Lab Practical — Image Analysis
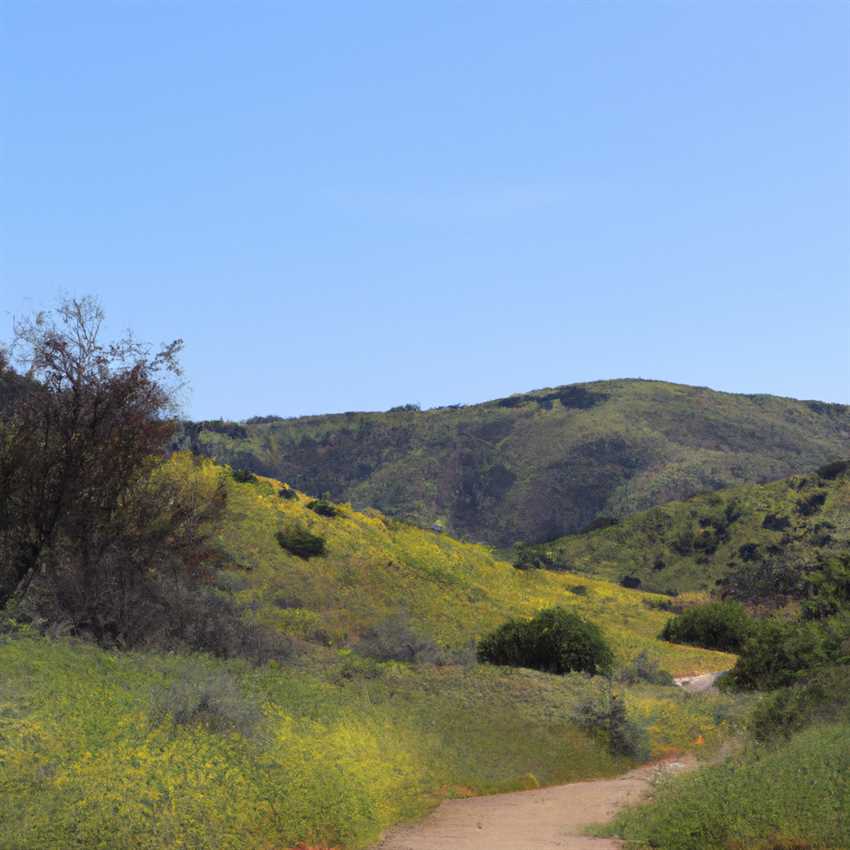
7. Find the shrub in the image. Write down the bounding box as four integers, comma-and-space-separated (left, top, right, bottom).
800, 555, 850, 620
723, 614, 850, 691
572, 685, 650, 759
307, 498, 339, 518
150, 669, 263, 737
214, 571, 250, 594
584, 516, 619, 532
660, 601, 752, 652
763, 513, 790, 531
617, 651, 674, 686
232, 468, 258, 484
355, 613, 444, 664
477, 607, 613, 676
671, 528, 695, 555
749, 665, 850, 743
512, 542, 554, 570
796, 491, 827, 517
276, 524, 326, 559
817, 459, 849, 480
158, 588, 295, 665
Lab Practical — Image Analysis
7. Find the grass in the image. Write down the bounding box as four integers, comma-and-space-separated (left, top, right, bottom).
212, 457, 734, 676
599, 721, 850, 850
530, 466, 850, 596
178, 378, 850, 547
0, 457, 747, 849
0, 635, 743, 850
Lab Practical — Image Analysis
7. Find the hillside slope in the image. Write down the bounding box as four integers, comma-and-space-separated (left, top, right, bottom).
211, 456, 731, 675
177, 379, 850, 547
2, 457, 741, 850
527, 462, 850, 598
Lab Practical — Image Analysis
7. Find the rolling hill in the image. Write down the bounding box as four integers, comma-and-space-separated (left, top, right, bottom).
176, 379, 850, 547
1, 456, 740, 850
525, 461, 850, 599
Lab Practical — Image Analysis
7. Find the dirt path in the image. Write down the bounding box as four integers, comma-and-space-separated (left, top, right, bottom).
673, 671, 722, 693
373, 673, 721, 850
373, 757, 693, 850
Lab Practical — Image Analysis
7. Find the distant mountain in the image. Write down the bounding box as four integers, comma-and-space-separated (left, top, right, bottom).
176, 379, 850, 547
523, 460, 849, 601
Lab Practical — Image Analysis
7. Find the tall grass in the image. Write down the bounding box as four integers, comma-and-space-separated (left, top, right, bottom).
601, 722, 850, 850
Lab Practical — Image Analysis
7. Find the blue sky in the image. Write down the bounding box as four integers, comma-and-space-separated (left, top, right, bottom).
2, 1, 848, 419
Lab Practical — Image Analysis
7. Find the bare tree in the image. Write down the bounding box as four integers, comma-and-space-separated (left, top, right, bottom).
0, 297, 225, 640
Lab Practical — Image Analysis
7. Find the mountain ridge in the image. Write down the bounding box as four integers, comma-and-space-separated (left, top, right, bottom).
176, 378, 850, 547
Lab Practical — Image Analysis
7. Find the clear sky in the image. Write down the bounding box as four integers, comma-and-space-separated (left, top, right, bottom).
2, 2, 848, 419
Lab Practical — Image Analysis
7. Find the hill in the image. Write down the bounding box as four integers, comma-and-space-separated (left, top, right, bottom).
525, 461, 850, 600
176, 379, 850, 547
1, 457, 740, 850
211, 455, 730, 673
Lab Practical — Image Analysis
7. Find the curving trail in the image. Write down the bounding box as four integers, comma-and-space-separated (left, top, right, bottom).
373, 674, 720, 850
373, 757, 694, 850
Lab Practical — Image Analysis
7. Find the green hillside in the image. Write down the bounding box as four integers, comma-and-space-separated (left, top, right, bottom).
176, 379, 850, 547
209, 455, 731, 674
527, 461, 850, 599
0, 456, 741, 850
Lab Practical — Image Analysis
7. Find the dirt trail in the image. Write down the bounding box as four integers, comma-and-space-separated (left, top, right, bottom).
374, 757, 694, 850
373, 674, 720, 850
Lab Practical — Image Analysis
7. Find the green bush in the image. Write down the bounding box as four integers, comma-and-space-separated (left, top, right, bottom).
275, 524, 326, 559
477, 607, 613, 676
723, 614, 850, 691
796, 491, 827, 517
306, 498, 339, 518
749, 665, 850, 743
660, 601, 752, 652
817, 459, 849, 480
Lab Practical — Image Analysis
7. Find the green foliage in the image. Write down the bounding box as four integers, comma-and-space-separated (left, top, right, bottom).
533, 468, 850, 603
817, 458, 850, 479
795, 490, 827, 516
215, 467, 734, 676
722, 614, 850, 691
800, 554, 850, 619
180, 378, 850, 548
232, 467, 258, 483
749, 665, 850, 743
661, 602, 753, 652
572, 684, 650, 760
603, 722, 850, 850
478, 607, 614, 676
275, 523, 326, 559
307, 497, 339, 517
4, 636, 733, 850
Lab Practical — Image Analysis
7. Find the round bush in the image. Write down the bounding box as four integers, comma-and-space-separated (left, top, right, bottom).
477, 607, 613, 676
660, 601, 753, 652
276, 524, 326, 559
